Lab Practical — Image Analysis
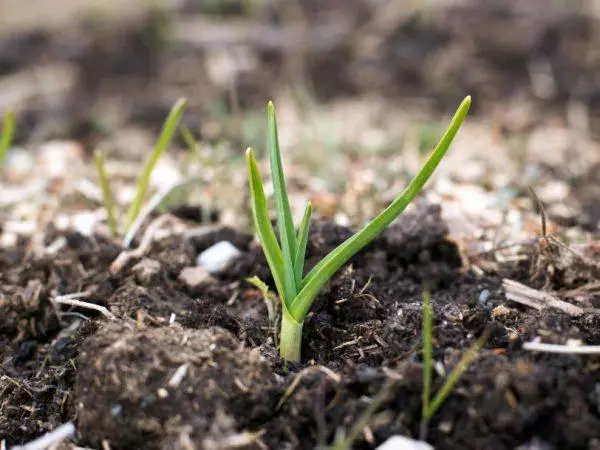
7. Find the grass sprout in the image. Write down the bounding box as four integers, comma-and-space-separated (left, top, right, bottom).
246, 96, 471, 361
420, 292, 487, 439
124, 97, 187, 231
0, 109, 16, 168
94, 98, 187, 236
246, 275, 280, 346
94, 150, 118, 236
328, 378, 398, 450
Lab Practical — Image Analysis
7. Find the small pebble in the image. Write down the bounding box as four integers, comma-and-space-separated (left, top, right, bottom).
375, 436, 433, 450
196, 241, 242, 274
478, 289, 490, 306
178, 266, 216, 291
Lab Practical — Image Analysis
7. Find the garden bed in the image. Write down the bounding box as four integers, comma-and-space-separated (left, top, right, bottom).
1, 1, 600, 449
1, 203, 599, 449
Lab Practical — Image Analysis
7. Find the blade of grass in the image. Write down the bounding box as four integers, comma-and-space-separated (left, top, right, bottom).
329, 378, 398, 450
423, 330, 488, 422
267, 101, 297, 305
289, 96, 471, 321
0, 109, 16, 168
124, 97, 187, 232
293, 202, 312, 290
421, 291, 433, 423
94, 150, 118, 237
180, 124, 203, 161
246, 148, 287, 305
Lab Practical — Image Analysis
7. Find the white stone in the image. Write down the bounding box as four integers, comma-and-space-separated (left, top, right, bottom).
196, 241, 242, 274
38, 140, 83, 178
375, 436, 434, 450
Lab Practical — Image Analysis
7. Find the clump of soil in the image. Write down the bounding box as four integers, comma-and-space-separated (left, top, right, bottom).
75, 323, 279, 449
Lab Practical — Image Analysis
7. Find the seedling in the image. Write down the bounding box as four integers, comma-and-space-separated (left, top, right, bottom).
420, 292, 487, 439
246, 96, 471, 361
0, 109, 16, 168
246, 275, 279, 346
94, 98, 187, 236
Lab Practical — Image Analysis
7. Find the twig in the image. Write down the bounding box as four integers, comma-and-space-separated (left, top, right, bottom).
523, 341, 600, 354
111, 214, 171, 274
54, 292, 114, 320
10, 422, 75, 450
528, 185, 547, 237
502, 279, 584, 316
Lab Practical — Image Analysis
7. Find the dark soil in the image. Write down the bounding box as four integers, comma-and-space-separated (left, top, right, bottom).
2, 203, 599, 449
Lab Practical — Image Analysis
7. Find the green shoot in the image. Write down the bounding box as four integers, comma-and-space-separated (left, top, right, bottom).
124, 97, 187, 232
420, 292, 487, 439
94, 150, 118, 237
180, 125, 201, 159
0, 109, 16, 168
421, 291, 433, 423
328, 378, 397, 450
247, 275, 280, 346
246, 96, 471, 361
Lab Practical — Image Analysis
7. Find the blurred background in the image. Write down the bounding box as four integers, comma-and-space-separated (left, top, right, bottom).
1, 0, 599, 240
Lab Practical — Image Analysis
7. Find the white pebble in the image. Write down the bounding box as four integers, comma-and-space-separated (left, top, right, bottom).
375, 436, 433, 450
196, 241, 242, 274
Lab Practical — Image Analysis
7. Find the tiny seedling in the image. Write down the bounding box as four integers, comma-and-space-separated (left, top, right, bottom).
246, 96, 471, 361
246, 275, 280, 346
94, 98, 187, 236
328, 377, 397, 450
420, 292, 487, 440
0, 109, 16, 168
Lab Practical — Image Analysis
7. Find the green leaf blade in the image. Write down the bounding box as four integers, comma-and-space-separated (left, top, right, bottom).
293, 202, 312, 290
423, 331, 486, 421
289, 96, 471, 322
267, 101, 297, 305
421, 291, 433, 422
245, 148, 287, 305
94, 150, 119, 237
125, 97, 187, 231
0, 109, 16, 168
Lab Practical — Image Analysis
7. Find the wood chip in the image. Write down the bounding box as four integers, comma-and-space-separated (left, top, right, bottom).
502, 279, 585, 316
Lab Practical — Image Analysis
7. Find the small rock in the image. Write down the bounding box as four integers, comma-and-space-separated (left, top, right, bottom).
132, 259, 161, 284
196, 241, 242, 274
38, 140, 84, 178
375, 436, 433, 450
179, 266, 216, 292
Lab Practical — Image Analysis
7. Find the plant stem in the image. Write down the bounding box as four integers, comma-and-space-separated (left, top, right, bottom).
280, 312, 303, 362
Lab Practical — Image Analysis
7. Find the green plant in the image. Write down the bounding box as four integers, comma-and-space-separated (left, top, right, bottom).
94, 98, 187, 236
420, 292, 487, 439
246, 96, 471, 361
0, 109, 15, 168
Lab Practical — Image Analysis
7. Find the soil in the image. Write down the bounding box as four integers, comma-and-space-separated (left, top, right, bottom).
1, 203, 599, 449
